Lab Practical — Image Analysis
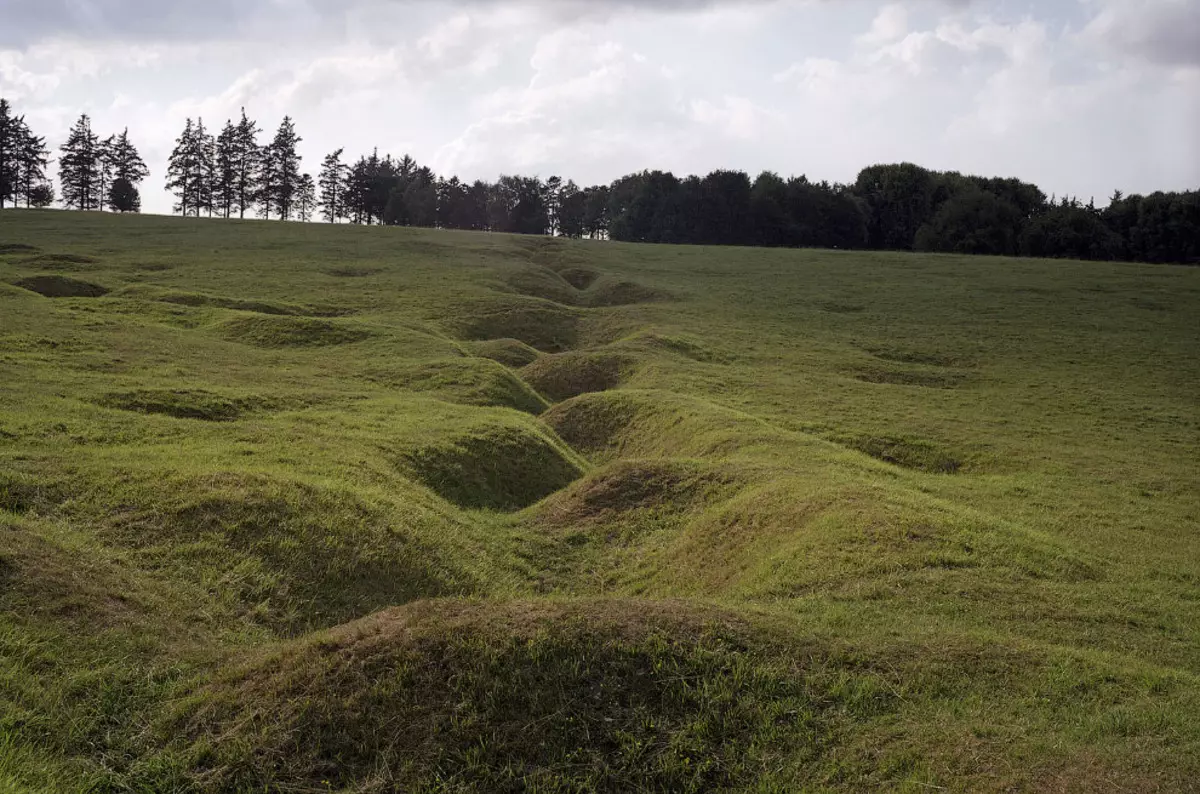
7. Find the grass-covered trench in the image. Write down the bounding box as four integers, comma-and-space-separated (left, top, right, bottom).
1, 210, 1197, 792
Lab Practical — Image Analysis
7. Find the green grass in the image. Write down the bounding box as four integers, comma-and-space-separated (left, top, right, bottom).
1, 210, 1198, 792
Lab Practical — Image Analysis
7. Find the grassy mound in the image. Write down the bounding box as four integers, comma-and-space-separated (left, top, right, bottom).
156, 290, 305, 316
538, 460, 738, 528
585, 278, 673, 307
502, 266, 580, 305
98, 471, 471, 633
543, 390, 779, 461
374, 358, 549, 414
219, 315, 373, 348
150, 599, 837, 793
446, 296, 580, 352
12, 275, 110, 298
466, 338, 541, 368
618, 331, 719, 362
94, 388, 279, 422
541, 390, 645, 456
521, 351, 632, 402
833, 433, 965, 473
0, 243, 39, 255
398, 422, 585, 509
17, 253, 100, 270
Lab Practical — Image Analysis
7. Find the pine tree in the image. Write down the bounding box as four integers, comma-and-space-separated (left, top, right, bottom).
96, 135, 115, 211
166, 118, 212, 217
59, 114, 102, 210
214, 119, 238, 218
0, 98, 18, 208
233, 108, 260, 219
166, 118, 195, 216
105, 128, 149, 212
265, 117, 302, 220
296, 173, 316, 222
15, 122, 50, 208
345, 156, 370, 224
318, 148, 347, 223
257, 142, 277, 220
194, 118, 215, 217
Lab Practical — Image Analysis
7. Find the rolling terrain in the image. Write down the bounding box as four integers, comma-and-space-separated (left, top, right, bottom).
1, 210, 1198, 792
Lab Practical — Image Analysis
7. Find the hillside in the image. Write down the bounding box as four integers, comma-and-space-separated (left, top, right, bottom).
1, 210, 1198, 792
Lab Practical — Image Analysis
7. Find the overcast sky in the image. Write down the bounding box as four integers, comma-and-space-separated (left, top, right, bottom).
1, 0, 1197, 215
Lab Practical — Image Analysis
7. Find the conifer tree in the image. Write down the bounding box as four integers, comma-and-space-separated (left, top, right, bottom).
318, 148, 347, 223
15, 122, 50, 208
166, 118, 196, 216
264, 116, 302, 220
257, 141, 277, 220
214, 119, 238, 218
233, 109, 261, 219
296, 173, 316, 222
59, 114, 102, 210
0, 98, 18, 208
105, 128, 149, 212
166, 118, 212, 216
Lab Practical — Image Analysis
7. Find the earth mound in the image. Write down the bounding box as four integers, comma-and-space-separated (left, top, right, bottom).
520, 351, 632, 402
154, 598, 833, 794
466, 338, 541, 368
220, 315, 374, 348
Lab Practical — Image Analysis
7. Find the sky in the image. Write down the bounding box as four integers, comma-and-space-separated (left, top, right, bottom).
1, 0, 1197, 215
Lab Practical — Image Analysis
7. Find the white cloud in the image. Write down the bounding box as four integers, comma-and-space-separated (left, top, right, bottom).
1, 0, 1196, 215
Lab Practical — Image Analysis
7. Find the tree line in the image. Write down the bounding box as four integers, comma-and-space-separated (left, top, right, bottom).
2, 97, 1197, 264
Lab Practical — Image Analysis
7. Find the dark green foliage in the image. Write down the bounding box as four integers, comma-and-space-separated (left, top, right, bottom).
107, 177, 140, 213
57, 114, 103, 210
855, 162, 937, 250
1020, 200, 1123, 261
915, 188, 1022, 256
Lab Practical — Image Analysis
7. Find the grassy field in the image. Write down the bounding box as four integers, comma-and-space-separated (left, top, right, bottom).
1, 209, 1197, 792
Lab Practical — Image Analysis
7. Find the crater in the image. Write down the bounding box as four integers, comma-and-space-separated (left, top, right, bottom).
12, 275, 110, 298
538, 460, 738, 527
853, 367, 966, 390
95, 389, 280, 422
557, 266, 601, 290
0, 243, 39, 255
585, 279, 673, 307
324, 266, 382, 278
833, 433, 965, 474
397, 424, 584, 510
865, 347, 974, 369
817, 301, 866, 314
521, 352, 632, 403
374, 358, 548, 415
446, 297, 580, 353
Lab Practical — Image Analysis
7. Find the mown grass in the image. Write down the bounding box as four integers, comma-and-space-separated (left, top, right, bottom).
0, 209, 1197, 791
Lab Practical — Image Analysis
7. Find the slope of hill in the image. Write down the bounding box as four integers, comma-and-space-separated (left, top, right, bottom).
1, 210, 1197, 792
